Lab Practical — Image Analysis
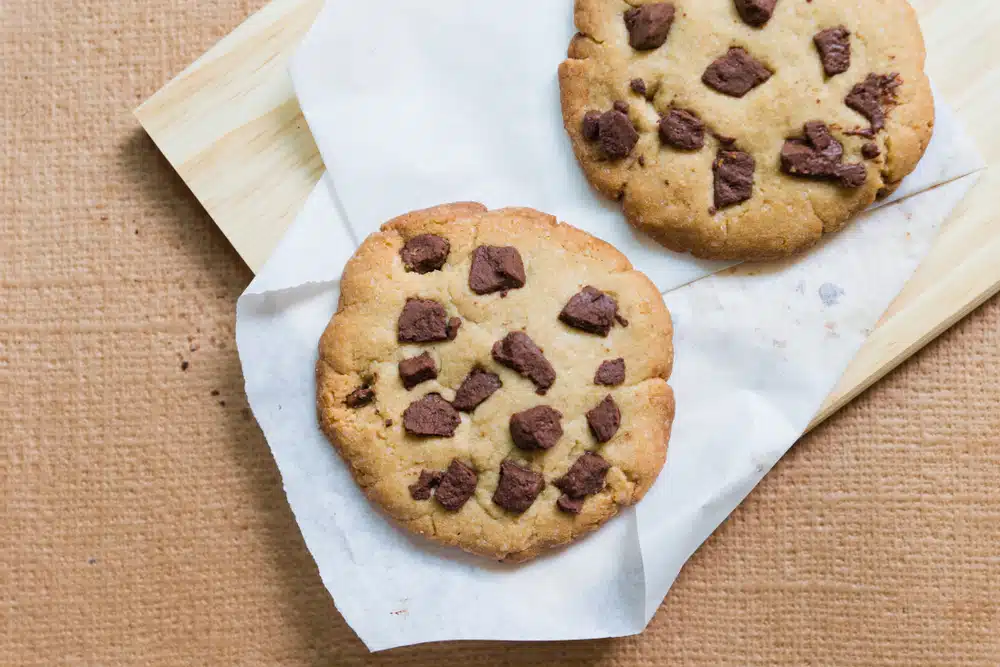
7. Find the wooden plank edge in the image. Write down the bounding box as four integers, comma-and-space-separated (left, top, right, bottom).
809, 174, 998, 430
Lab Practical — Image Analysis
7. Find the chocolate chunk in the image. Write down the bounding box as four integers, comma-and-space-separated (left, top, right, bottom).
435, 459, 477, 511
398, 298, 451, 343
402, 393, 461, 437
468, 246, 526, 295
446, 317, 462, 340
492, 332, 556, 393
408, 469, 443, 501
581, 111, 602, 141
595, 358, 626, 386
702, 47, 772, 98
713, 150, 755, 209
861, 142, 881, 159
452, 367, 502, 412
624, 3, 675, 51
581, 108, 639, 160
555, 451, 611, 499
835, 163, 867, 188
345, 386, 375, 408
556, 494, 585, 514
509, 405, 563, 451
559, 286, 619, 337
615, 314, 629, 327
492, 460, 545, 513
401, 234, 450, 273
659, 109, 705, 151
630, 78, 647, 96
845, 127, 876, 139
733, 0, 776, 27
814, 26, 851, 77
780, 121, 866, 188
586, 395, 621, 443
845, 73, 901, 133
398, 352, 437, 390
598, 110, 639, 159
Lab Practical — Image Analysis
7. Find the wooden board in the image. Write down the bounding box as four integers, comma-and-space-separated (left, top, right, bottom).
135, 0, 1000, 426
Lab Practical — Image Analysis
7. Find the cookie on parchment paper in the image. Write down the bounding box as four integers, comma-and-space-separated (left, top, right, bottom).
316, 203, 674, 563
559, 0, 934, 260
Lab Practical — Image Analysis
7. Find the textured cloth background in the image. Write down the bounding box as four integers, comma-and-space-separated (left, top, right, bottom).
2, 1, 999, 665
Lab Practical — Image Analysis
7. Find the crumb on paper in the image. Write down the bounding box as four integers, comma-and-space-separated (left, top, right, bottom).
818, 282, 844, 306
180, 360, 189, 371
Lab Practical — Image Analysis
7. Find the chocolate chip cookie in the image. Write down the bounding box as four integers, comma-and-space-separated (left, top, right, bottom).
559, 0, 934, 260
316, 203, 674, 563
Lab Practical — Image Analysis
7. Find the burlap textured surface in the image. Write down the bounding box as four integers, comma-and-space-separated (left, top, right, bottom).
2, 1, 998, 664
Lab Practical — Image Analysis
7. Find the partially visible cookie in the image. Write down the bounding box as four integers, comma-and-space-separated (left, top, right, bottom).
559, 0, 934, 260
317, 203, 674, 563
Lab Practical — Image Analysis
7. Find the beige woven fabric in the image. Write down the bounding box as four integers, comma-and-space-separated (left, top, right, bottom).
2, 1, 998, 664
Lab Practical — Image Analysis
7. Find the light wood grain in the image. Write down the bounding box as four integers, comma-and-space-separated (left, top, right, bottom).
135, 0, 324, 272
135, 0, 999, 429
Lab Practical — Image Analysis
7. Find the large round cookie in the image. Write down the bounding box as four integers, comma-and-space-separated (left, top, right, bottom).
316, 203, 674, 563
559, 0, 934, 260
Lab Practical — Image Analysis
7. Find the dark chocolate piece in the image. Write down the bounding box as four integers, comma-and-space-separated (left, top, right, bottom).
401, 234, 450, 273
492, 332, 556, 393
598, 109, 639, 159
402, 393, 461, 437
555, 451, 611, 499
659, 109, 706, 151
595, 358, 626, 386
624, 3, 675, 51
559, 286, 619, 337
345, 386, 375, 408
435, 459, 478, 511
469, 246, 526, 295
398, 352, 438, 390
845, 73, 901, 133
702, 47, 772, 98
814, 26, 851, 77
713, 149, 755, 209
586, 395, 621, 443
408, 469, 443, 501
734, 0, 776, 27
452, 368, 502, 412
492, 460, 545, 513
398, 298, 451, 343
510, 405, 563, 451
780, 121, 867, 188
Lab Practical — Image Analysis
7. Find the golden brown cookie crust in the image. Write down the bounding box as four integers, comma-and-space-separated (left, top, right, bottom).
317, 203, 674, 562
559, 0, 934, 261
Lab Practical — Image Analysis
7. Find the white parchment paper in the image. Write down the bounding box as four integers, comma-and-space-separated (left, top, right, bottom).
234, 0, 986, 652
